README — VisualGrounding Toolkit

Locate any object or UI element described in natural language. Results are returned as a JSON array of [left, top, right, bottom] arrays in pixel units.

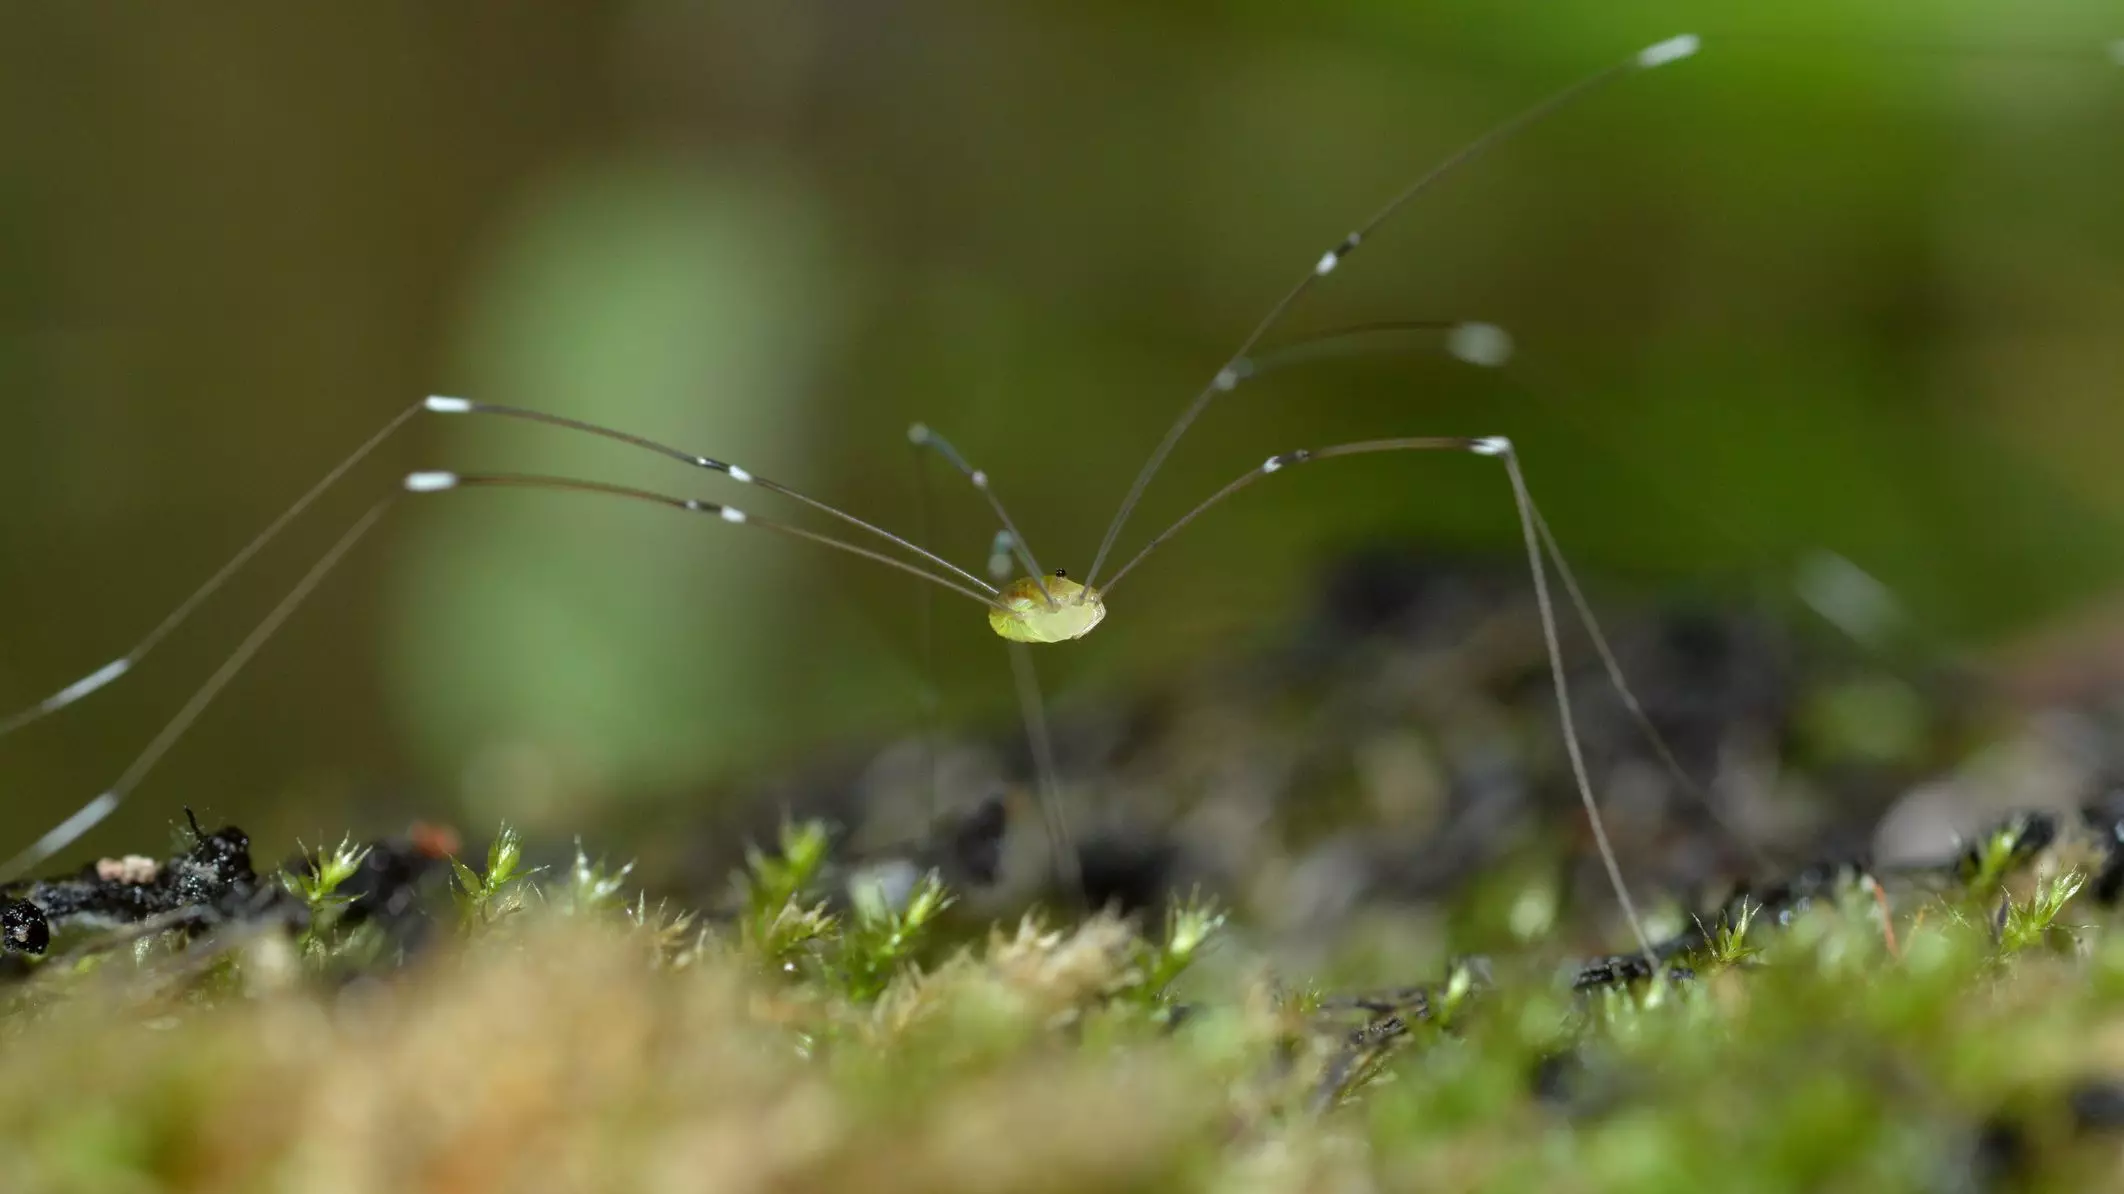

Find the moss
[[5, 811, 2124, 1193]]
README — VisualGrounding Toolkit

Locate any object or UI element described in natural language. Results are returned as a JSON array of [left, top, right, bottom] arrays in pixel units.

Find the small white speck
[[403, 471, 459, 492], [1213, 367, 1239, 392], [907, 423, 931, 444], [727, 464, 753, 483], [1262, 456, 1283, 473], [683, 499, 705, 512], [423, 395, 474, 414], [1636, 34, 1700, 69], [720, 506, 747, 524], [1314, 250, 1340, 276], [692, 456, 713, 468], [1796, 551, 1904, 645], [1447, 322, 1514, 368], [47, 659, 132, 711], [1471, 437, 1512, 457], [848, 859, 920, 916], [971, 470, 989, 489]]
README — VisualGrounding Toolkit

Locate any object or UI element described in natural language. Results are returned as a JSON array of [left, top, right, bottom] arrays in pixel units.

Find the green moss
[[5, 816, 2124, 1193]]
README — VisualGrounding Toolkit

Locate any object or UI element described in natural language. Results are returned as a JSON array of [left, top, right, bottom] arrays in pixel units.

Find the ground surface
[[6, 554, 2124, 1193]]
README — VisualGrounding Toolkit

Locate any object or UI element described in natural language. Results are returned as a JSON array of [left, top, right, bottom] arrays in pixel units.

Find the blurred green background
[[1, 0, 2119, 859]]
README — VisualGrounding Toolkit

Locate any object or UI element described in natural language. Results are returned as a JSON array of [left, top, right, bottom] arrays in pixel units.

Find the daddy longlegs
[[2, 32, 2111, 972]]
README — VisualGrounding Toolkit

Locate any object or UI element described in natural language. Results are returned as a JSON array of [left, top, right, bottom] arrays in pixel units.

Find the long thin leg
[[1081, 35, 1702, 590], [908, 423, 1058, 607], [0, 470, 1002, 881], [405, 471, 1006, 609], [1007, 640, 1081, 908], [930, 322, 1509, 612], [900, 448, 1074, 906], [0, 403, 425, 739], [0, 500, 393, 882], [1498, 445, 1658, 968], [1450, 342, 1775, 870], [430, 398, 998, 597], [2, 395, 1000, 744], [978, 526, 1081, 905], [909, 440, 946, 824], [1527, 500, 1774, 871], [1099, 436, 1660, 969], [1110, 318, 1771, 872], [1233, 320, 1516, 380]]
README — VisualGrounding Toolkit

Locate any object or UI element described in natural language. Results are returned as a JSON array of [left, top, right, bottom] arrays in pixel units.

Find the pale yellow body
[[988, 575, 1106, 643]]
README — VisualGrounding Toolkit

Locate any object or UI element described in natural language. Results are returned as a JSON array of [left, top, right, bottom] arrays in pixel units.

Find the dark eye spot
[[1053, 569, 1067, 578]]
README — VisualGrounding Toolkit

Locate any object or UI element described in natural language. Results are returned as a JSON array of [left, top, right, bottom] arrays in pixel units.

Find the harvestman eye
[[6, 31, 2110, 969]]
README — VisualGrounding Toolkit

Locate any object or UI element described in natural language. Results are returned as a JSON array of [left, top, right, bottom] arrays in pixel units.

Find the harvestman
[[0, 33, 1822, 966]]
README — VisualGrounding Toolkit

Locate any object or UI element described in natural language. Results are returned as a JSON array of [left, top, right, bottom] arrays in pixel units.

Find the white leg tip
[[1447, 322, 1515, 368], [1471, 436, 1512, 457], [423, 396, 474, 414], [1637, 34, 1700, 69], [48, 659, 133, 711], [36, 791, 121, 857], [1796, 551, 1904, 644], [907, 423, 931, 445], [404, 471, 460, 493], [1314, 250, 1341, 276], [719, 505, 748, 524]]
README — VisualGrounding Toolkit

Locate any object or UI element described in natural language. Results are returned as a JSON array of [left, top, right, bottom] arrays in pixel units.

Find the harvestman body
[[12, 32, 2089, 967]]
